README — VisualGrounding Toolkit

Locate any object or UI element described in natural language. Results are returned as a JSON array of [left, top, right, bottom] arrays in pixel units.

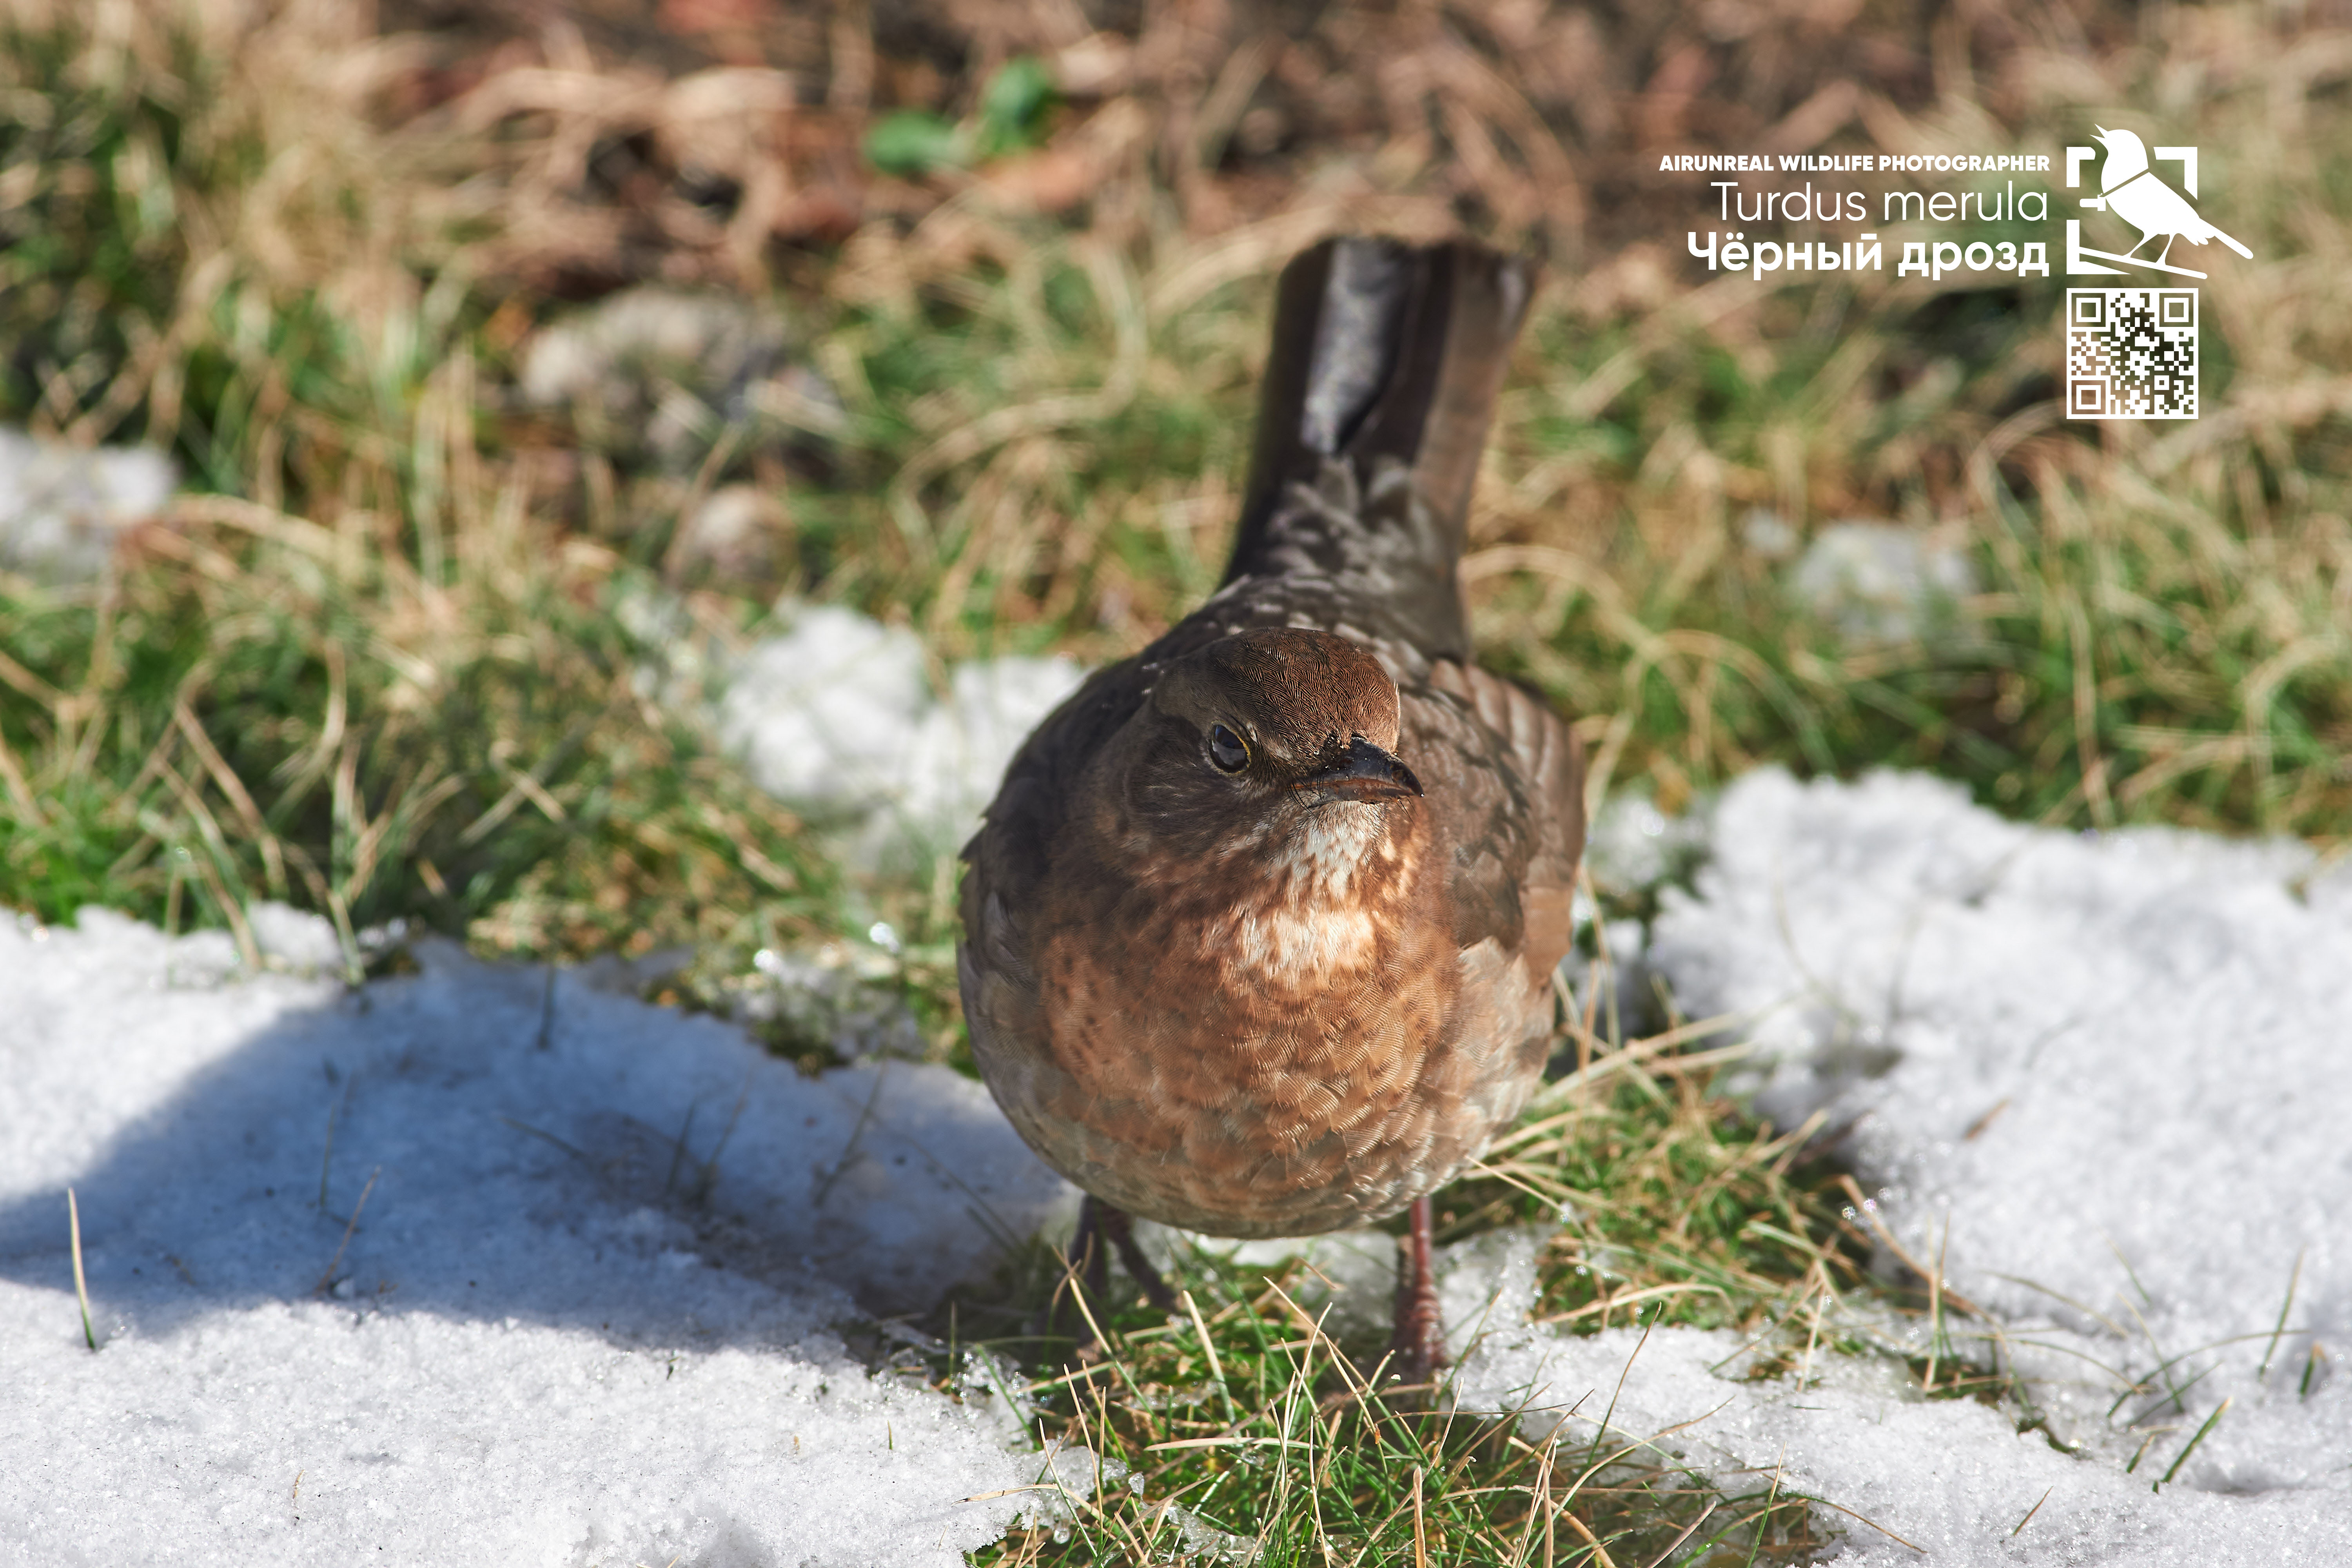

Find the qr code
[[2066, 289, 2197, 419]]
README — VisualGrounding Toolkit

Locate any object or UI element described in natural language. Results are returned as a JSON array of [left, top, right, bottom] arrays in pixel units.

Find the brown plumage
[[958, 237, 1584, 1377]]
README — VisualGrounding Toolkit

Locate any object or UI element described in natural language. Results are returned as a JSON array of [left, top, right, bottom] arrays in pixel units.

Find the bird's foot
[[1385, 1194, 1449, 1396]]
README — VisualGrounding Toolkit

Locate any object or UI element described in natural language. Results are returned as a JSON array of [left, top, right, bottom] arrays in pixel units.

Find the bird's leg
[[1069, 1194, 1112, 1306], [2156, 232, 2178, 268], [1388, 1194, 1448, 1389], [1093, 1200, 1179, 1312], [1067, 1196, 1177, 1340]]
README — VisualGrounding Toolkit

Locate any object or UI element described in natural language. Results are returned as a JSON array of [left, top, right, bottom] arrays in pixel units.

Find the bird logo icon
[[2067, 128, 2253, 278]]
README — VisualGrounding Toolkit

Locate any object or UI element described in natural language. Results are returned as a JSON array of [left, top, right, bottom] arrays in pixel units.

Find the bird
[[956, 237, 1585, 1384], [2085, 126, 2252, 269]]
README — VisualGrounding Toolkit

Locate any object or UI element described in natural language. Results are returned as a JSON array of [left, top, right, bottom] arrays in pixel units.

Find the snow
[[0, 426, 176, 583], [1457, 1325, 2344, 1566], [1788, 520, 1979, 644], [619, 595, 1086, 873], [714, 602, 1086, 872], [1457, 769, 2352, 1563], [0, 908, 1090, 1566]]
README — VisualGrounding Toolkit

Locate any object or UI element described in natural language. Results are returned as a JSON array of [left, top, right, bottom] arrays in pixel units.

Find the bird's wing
[[958, 658, 1149, 1034], [1406, 660, 1585, 980]]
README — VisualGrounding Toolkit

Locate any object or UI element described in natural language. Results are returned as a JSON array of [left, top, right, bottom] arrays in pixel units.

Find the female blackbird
[[958, 237, 1584, 1382]]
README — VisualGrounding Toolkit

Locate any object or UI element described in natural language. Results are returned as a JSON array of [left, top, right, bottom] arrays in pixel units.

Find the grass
[[0, 2, 842, 969], [3, 0, 2349, 1557], [67, 1186, 95, 1350]]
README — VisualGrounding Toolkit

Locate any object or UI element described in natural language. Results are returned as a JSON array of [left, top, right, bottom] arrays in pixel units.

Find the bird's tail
[[2215, 226, 2254, 259], [1222, 238, 1537, 595]]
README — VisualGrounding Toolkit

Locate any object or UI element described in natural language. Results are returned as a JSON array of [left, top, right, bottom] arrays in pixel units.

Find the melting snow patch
[[1474, 767, 2352, 1562], [1789, 520, 1978, 645], [0, 907, 1083, 1566], [713, 601, 1087, 872], [1456, 1322, 2346, 1566], [0, 425, 176, 582]]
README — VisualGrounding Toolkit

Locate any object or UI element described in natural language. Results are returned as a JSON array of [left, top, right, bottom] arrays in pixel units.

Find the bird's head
[[1116, 628, 1421, 862]]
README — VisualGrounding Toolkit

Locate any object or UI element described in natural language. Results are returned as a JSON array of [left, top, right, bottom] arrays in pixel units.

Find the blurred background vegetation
[[4, 0, 2345, 978], [4, 2, 2347, 1559], [4, 0, 2348, 971]]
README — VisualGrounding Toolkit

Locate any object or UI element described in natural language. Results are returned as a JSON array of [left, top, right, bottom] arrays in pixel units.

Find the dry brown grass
[[316, 0, 2352, 833]]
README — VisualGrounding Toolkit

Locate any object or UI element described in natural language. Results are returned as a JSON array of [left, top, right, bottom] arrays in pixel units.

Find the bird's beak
[[1296, 736, 1423, 803]]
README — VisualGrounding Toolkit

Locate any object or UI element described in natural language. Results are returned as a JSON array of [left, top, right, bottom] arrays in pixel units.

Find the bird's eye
[[1208, 723, 1250, 773]]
